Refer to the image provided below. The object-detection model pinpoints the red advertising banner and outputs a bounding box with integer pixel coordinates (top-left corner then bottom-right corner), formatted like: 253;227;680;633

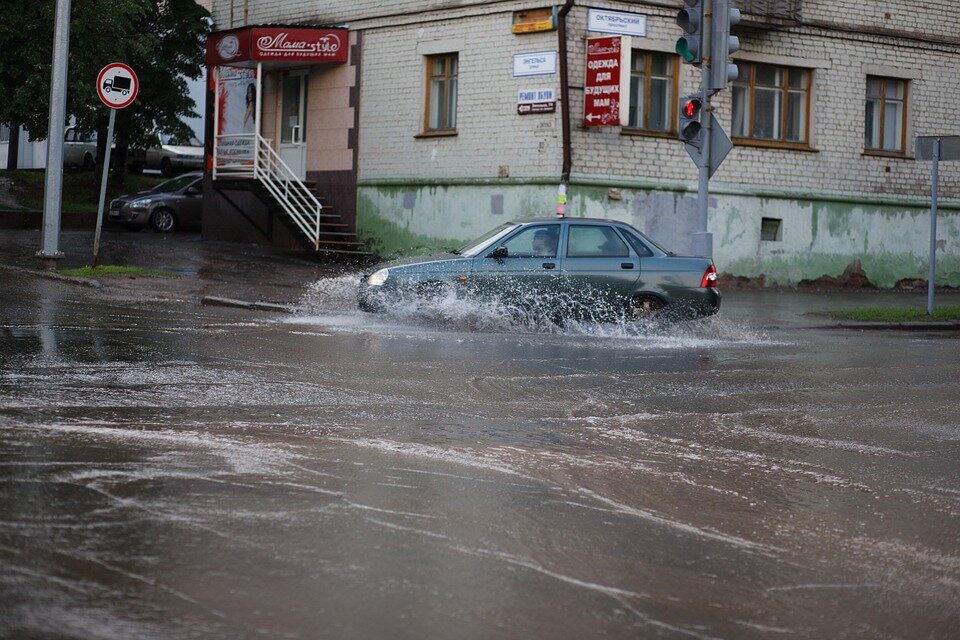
206;27;349;66
583;36;631;127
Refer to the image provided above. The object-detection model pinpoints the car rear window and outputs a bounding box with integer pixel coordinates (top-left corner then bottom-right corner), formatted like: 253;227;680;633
619;229;654;257
567;226;629;258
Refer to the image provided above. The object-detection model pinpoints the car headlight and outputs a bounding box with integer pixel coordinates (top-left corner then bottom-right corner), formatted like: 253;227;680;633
367;268;389;286
128;197;156;208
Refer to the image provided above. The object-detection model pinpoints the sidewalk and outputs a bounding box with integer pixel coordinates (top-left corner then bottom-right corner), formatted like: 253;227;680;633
0;228;352;306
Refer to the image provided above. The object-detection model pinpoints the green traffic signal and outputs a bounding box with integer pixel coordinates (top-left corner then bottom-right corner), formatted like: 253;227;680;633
676;37;698;64
675;0;704;66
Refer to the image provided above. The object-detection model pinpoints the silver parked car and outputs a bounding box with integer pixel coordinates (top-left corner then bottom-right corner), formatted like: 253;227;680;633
108;173;203;233
359;218;721;321
63;127;97;170
128;133;204;176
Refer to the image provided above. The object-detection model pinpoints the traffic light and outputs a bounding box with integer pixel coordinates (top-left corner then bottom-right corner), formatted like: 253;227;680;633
678;95;703;147
709;0;741;91
675;0;705;66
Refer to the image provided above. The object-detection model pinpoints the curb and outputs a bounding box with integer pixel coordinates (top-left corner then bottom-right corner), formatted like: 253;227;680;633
0;264;102;288
201;296;298;314
835;321;960;331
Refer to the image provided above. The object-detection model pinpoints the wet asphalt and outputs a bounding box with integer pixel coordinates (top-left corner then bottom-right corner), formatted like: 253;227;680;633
1;230;959;639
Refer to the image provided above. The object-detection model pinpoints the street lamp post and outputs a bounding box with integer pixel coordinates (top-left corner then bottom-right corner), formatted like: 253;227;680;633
38;0;72;267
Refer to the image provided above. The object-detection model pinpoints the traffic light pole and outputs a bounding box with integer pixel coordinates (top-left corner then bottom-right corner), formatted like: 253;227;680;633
695;75;712;258
693;0;713;259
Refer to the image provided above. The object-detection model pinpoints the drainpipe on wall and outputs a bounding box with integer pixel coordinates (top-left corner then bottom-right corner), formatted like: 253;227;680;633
557;0;575;216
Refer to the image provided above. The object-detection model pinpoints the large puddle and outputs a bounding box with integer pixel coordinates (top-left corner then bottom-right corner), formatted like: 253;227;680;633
292;273;782;350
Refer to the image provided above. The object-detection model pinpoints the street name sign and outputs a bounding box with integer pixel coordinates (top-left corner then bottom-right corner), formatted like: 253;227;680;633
96;62;139;109
916;135;960;161
583;36;630;127
586;9;647;37
512;51;558;77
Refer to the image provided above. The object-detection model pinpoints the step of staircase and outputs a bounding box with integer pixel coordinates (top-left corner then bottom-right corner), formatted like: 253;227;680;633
218;176;368;255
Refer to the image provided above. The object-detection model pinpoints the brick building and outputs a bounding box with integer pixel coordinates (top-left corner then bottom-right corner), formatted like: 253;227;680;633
205;0;960;286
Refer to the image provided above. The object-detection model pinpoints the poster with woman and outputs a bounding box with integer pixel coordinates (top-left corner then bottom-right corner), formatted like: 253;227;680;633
216;66;257;167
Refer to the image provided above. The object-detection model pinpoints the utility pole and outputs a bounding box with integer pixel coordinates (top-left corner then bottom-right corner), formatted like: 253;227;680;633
38;0;72;268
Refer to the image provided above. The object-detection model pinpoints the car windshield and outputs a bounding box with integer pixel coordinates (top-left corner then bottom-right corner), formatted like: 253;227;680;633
151;175;199;193
159;134;202;147
452;223;519;257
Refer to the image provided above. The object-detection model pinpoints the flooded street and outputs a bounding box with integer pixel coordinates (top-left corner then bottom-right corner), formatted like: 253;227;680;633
1;272;959;639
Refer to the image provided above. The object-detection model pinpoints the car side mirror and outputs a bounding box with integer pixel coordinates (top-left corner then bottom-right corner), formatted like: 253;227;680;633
185;186;201;196
489;245;508;260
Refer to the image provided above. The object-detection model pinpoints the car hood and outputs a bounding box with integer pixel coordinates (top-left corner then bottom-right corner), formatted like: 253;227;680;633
112;189;154;204
369;253;471;272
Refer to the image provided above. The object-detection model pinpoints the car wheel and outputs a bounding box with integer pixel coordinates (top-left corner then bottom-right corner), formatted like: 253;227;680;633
629;294;666;320
82;153;95;171
160;158;173;177
149;208;177;233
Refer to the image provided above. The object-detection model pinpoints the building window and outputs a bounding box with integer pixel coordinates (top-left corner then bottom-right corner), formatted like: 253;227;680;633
626;51;677;134
423;53;458;134
761;217;782;241
865;76;907;154
732;62;811;147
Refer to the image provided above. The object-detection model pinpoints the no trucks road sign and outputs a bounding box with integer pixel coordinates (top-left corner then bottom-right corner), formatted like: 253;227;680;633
96;62;139;109
92;62;139;270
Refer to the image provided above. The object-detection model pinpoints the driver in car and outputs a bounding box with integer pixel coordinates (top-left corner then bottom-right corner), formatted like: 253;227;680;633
531;228;559;257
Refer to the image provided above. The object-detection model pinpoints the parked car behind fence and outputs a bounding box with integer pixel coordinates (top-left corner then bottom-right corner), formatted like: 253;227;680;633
128;133;204;176
63;127;97;171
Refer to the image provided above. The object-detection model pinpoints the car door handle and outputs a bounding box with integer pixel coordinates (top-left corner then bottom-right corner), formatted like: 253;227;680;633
542;262;556;270
621;262;634;269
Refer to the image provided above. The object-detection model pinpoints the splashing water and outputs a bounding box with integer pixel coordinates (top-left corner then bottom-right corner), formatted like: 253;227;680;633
295;272;779;348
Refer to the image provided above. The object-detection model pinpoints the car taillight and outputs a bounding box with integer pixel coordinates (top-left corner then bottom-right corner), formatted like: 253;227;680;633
700;264;717;288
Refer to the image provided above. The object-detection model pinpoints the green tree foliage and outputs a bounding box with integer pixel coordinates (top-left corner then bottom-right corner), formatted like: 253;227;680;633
0;0;209;148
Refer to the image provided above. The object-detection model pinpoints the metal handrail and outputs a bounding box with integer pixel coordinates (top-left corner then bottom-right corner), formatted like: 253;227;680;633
212;133;324;249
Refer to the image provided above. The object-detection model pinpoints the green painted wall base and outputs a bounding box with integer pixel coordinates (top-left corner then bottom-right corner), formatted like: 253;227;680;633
357;177;960;287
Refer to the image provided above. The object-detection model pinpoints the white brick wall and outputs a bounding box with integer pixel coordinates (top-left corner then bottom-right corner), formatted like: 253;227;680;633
213;0;960;198
358;11;563;180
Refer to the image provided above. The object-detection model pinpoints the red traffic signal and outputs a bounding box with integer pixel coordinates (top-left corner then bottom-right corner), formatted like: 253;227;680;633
678;95;702;145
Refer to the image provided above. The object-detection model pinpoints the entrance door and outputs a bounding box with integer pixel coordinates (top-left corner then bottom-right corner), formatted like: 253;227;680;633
279;72;308;180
